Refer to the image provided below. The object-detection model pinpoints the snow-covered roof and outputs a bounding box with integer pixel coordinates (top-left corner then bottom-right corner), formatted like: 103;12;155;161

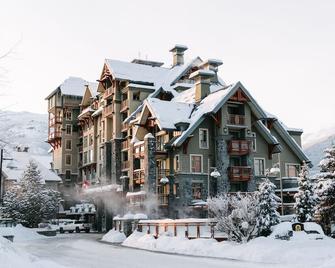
45;76;95;99
2;152;61;183
83;184;120;194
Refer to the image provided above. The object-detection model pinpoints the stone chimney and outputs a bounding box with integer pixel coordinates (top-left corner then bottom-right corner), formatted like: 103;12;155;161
200;59;223;83
169;44;188;66
190;70;215;103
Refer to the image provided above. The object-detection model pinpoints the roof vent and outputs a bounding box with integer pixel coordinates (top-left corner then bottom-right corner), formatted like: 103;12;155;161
131;59;164;67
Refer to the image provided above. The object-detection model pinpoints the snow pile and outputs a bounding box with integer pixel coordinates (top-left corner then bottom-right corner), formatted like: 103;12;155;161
0;224;44;242
0;236;64;268
123;230;335;267
101;229;126;243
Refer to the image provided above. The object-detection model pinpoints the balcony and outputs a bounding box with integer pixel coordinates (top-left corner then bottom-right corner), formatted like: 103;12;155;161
133;169;145;184
49;116;62;126
227;114;245;126
228;140;252;155
155;140;167;158
48;131;62;141
103;88;114;99
121;160;129;170
121;139;129;150
120;100;128;112
228;166;252;182
104;104;113;118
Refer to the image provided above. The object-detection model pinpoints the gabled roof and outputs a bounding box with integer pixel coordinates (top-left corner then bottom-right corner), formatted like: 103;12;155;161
45;76;93;99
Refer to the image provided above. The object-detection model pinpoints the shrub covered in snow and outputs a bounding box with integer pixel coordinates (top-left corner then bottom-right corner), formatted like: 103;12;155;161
207;193;259;243
3;161;61;227
257;178;280;236
294;162;316;222
315;144;335;233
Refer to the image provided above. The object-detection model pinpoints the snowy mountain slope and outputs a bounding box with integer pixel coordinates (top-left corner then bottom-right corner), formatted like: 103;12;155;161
303;125;335;175
0;111;50;156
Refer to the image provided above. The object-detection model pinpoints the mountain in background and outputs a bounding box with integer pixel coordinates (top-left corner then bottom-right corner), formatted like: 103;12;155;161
303;125;335;175
0;111;50;157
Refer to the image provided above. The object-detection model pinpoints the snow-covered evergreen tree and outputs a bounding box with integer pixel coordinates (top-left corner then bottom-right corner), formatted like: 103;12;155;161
207;193;259;243
3;161;60;227
257;178;280;236
315;144;335;232
294;162;316;222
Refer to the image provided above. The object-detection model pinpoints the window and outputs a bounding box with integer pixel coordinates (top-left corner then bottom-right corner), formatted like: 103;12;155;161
133;91;140;101
83;152;88;164
251;132;257;152
254;158;265;176
65;154;72;166
173;183;180;198
89;134;93;146
174;155;180;172
66;124;72;135
199;128;209;149
286;164;300;177
65;111;72;121
65;170;71;181
190;154;202;173
192;183;202;199
83;136;88;147
65;140;72;150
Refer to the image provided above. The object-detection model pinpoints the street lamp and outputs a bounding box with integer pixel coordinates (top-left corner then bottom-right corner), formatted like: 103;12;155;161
207;158;221;199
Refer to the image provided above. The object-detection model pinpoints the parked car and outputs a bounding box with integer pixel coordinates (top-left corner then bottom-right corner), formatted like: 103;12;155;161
59;220;91;233
271;222;324;240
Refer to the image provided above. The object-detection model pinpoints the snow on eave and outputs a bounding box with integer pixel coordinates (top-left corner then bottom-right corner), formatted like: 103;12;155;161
254;120;279;145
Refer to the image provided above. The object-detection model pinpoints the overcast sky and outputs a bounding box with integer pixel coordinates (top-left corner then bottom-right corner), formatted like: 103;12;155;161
0;0;334;136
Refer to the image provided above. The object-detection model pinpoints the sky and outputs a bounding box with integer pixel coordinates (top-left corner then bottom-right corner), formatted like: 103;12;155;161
0;0;334;136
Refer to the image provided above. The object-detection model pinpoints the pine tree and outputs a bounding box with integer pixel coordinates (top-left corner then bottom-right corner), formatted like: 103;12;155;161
3;161;60;227
257;178;280;236
315;144;335;233
294;162;316;222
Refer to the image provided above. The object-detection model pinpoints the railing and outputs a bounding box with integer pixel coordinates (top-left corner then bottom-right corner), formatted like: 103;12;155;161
227;114;245;125
49;117;62;126
134;142;145;158
228;166;252;181
228;140;251;155
121;139;129;150
157;169;170;179
133;169;145;184
104;104;113;117
120;100;128;111
48;131;62;140
156;141;166;152
103;88;114;99
121;161;129;170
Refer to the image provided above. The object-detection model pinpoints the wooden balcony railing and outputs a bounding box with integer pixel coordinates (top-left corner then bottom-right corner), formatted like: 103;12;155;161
227;114;245;125
121;161;129;170
104;104;113;117
228;166;252;182
133;169;145;184
228;140;252;155
121;123;129;132
103;88;114;99
120;100;128;111
121;139;129;150
48;131;62;140
156;141;166;152
49;117;62;126
157;169;170;180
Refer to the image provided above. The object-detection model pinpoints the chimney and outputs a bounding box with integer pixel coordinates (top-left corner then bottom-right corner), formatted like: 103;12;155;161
190;70;215;103
169;44;188;66
200;59;223;83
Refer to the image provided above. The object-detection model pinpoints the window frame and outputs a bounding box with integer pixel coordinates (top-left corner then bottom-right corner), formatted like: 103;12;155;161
174;154;180;172
199;128;209;149
254;157;266;176
65;124;72;135
65;154;72;166
65;139;72;151
65;111;72;121
251;132;257;152
285;163;300;178
190;154;203;174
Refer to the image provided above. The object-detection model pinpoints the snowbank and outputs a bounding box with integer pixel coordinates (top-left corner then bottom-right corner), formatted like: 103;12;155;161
0;236;64;268
123;231;335;267
101;229;126;243
0;224;44;242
